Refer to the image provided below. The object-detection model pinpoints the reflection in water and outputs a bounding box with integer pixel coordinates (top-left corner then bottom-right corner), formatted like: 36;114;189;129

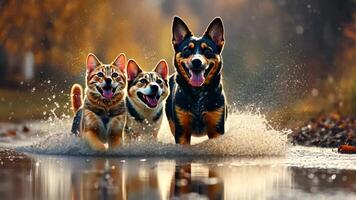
170;162;224;199
216;164;291;200
0;150;33;200
0;151;290;200
291;167;356;195
1;150;356;200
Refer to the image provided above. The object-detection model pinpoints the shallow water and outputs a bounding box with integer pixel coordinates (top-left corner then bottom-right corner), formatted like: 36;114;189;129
1;146;356;200
1;112;356;200
1;111;288;157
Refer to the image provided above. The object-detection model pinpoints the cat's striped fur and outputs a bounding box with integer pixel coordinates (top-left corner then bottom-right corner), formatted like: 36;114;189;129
71;53;126;151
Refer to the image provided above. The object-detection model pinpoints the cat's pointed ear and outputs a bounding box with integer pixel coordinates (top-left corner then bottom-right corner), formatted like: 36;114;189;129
86;53;100;72
172;16;192;49
126;59;143;82
154;59;168;81
113;53;126;73
204;17;225;50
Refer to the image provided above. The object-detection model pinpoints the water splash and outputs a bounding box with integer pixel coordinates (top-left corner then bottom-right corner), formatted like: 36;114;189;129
1;109;288;157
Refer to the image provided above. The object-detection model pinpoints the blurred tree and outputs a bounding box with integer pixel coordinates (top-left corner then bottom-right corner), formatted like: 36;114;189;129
0;0;173;79
0;45;7;84
0;0;355;122
336;11;356;114
0;0;90;76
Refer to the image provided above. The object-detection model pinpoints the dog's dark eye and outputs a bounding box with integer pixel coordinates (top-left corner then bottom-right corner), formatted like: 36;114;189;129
97;72;104;77
156;79;162;84
204;49;214;58
112;72;119;78
140;79;148;84
182;47;191;57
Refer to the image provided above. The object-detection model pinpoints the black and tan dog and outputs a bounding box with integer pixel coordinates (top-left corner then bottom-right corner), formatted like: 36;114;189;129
125;59;169;140
166;16;227;145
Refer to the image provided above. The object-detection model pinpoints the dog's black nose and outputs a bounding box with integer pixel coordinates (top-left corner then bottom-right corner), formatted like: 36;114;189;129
105;78;112;85
191;58;202;68
150;85;159;92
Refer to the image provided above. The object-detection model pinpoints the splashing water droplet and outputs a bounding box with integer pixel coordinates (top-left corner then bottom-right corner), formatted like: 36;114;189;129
0;105;292;159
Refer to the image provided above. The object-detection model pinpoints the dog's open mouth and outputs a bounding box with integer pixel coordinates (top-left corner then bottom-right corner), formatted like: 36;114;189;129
96;86;117;99
188;69;205;87
137;92;160;108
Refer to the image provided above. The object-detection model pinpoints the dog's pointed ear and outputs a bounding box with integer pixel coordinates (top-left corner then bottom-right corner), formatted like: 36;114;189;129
204;17;225;50
86;53;101;72
172;16;192;49
113;53;126;73
127;59;142;81
154;59;168;81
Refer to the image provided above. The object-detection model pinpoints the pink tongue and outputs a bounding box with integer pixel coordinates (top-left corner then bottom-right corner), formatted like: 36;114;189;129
103;89;113;99
146;96;158;107
189;70;205;87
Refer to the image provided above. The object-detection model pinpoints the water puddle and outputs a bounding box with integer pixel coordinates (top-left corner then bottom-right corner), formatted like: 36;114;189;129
1;111;355;199
0;111;288;157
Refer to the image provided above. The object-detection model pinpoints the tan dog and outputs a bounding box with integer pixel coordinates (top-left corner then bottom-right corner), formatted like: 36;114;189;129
71;53;126;151
124;59;169;141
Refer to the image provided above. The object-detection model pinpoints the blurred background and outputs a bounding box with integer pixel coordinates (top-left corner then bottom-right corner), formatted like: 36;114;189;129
0;0;355;128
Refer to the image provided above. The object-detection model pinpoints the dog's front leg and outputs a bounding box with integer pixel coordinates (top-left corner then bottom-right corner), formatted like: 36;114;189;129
204;106;225;139
174;106;193;145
